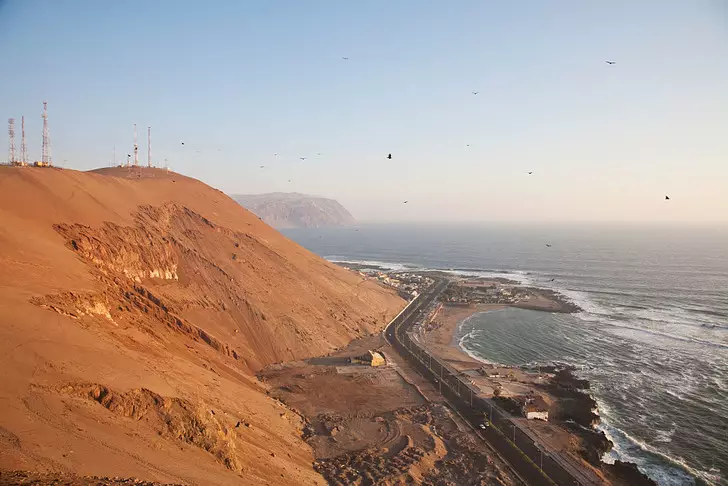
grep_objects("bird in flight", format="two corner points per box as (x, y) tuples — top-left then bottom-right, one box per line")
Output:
(387, 153), (392, 159)
(545, 244), (552, 248)
(550, 278), (555, 282)
(403, 200), (408, 204)
(472, 91), (479, 95)
(288, 179), (291, 183)
(605, 60), (616, 65)
(528, 171), (533, 175)
(259, 165), (265, 169)
(273, 153), (279, 157)
(181, 142), (185, 146)
(665, 195), (670, 200)
(466, 144), (470, 147)
(342, 57), (349, 60)
(299, 157), (307, 161)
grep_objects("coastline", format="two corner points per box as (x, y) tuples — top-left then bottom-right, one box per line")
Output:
(420, 301), (657, 486)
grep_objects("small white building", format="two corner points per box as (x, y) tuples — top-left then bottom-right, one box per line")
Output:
(522, 396), (549, 421)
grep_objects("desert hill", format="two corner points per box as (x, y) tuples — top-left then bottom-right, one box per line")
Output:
(0, 166), (403, 484)
(232, 193), (356, 229)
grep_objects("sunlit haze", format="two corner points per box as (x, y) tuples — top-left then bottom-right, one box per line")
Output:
(1, 1), (726, 222)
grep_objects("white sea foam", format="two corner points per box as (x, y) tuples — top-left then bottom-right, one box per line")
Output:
(327, 258), (416, 272)
(598, 418), (719, 485)
(457, 327), (499, 365)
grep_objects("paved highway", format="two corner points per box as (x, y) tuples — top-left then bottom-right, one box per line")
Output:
(384, 278), (605, 486)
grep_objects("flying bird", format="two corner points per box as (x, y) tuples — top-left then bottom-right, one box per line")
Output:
(299, 157), (307, 161)
(342, 57), (349, 60)
(528, 171), (533, 175)
(259, 165), (265, 168)
(288, 179), (291, 183)
(545, 244), (552, 248)
(387, 153), (392, 159)
(472, 91), (479, 95)
(466, 144), (470, 147)
(403, 200), (408, 204)
(550, 278), (555, 281)
(181, 142), (185, 146)
(605, 60), (616, 65)
(665, 195), (670, 200)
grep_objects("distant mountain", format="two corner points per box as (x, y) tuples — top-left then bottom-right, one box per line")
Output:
(232, 192), (356, 229)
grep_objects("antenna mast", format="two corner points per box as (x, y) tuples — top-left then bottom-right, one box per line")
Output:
(20, 116), (27, 165)
(8, 118), (16, 164)
(133, 123), (139, 167)
(147, 126), (151, 167)
(41, 101), (52, 166)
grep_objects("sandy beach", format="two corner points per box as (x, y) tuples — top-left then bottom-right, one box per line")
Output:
(420, 303), (503, 366)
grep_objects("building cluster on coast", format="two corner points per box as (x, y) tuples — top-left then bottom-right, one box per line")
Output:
(443, 280), (529, 305)
(340, 263), (434, 298)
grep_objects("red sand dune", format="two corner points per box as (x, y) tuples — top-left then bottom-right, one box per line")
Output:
(0, 166), (403, 484)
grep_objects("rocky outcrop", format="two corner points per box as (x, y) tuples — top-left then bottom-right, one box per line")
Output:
(232, 192), (356, 229)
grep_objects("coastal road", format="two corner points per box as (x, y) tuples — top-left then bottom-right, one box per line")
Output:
(384, 278), (605, 486)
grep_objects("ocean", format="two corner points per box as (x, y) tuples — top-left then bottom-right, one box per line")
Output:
(282, 223), (728, 486)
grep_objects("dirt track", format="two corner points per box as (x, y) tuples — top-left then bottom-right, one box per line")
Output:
(260, 335), (519, 485)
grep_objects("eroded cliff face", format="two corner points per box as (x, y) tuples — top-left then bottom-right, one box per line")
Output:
(30, 201), (396, 371)
(0, 167), (403, 484)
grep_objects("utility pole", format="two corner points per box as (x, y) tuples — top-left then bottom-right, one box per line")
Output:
(41, 101), (51, 166)
(147, 126), (151, 167)
(20, 116), (27, 165)
(8, 118), (15, 164)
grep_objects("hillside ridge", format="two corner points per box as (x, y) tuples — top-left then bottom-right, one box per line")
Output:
(0, 166), (402, 484)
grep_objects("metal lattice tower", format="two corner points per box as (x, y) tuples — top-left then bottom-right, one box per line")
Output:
(41, 101), (52, 166)
(147, 126), (151, 167)
(21, 116), (28, 165)
(8, 118), (16, 164)
(133, 123), (139, 167)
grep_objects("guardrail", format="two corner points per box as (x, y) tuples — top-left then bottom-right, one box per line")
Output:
(388, 279), (602, 486)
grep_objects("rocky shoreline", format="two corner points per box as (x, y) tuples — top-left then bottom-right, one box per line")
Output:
(535, 366), (657, 485)
(419, 286), (657, 486)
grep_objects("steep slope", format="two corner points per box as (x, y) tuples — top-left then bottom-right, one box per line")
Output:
(233, 193), (356, 229)
(0, 166), (403, 484)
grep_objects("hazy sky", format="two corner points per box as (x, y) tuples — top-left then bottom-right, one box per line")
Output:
(1, 1), (726, 222)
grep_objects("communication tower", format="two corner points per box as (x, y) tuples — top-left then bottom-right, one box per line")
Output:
(8, 118), (16, 164)
(41, 101), (52, 166)
(20, 116), (28, 165)
(133, 123), (139, 167)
